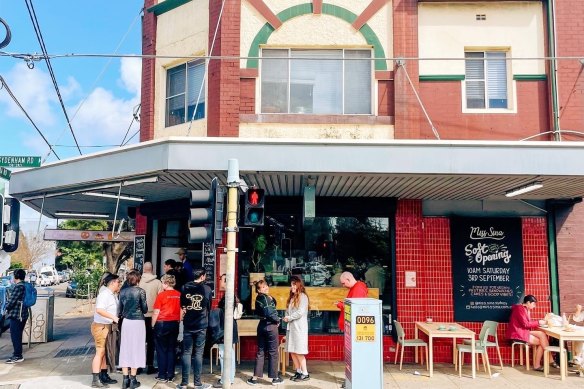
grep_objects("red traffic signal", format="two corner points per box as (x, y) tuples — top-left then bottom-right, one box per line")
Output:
(244, 188), (265, 226)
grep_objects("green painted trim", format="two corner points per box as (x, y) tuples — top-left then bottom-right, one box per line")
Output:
(513, 74), (547, 81)
(546, 208), (560, 314)
(420, 75), (465, 82)
(246, 3), (387, 71)
(147, 0), (191, 16)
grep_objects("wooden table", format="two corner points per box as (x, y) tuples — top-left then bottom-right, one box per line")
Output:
(539, 325), (584, 380)
(415, 322), (476, 378)
(236, 319), (260, 364)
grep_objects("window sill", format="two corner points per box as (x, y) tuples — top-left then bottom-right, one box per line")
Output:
(462, 108), (517, 115)
(240, 114), (394, 125)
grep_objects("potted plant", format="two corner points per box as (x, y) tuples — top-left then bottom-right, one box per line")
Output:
(249, 234), (267, 284)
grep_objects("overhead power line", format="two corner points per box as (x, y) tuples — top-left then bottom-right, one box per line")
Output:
(0, 75), (60, 160)
(25, 0), (82, 155)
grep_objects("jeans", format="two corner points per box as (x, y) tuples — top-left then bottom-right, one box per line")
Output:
(218, 343), (236, 383)
(253, 323), (279, 379)
(10, 318), (25, 358)
(154, 321), (179, 380)
(145, 317), (155, 367)
(180, 329), (206, 386)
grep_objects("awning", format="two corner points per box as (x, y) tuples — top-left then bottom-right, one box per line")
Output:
(9, 137), (584, 219)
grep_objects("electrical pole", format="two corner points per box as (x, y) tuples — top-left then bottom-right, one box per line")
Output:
(222, 159), (239, 388)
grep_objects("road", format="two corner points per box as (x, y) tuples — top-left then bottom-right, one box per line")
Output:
(37, 281), (87, 317)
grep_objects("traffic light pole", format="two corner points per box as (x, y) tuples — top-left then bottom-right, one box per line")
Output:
(222, 159), (239, 389)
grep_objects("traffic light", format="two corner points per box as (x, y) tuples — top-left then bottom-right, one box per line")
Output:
(1, 196), (20, 252)
(188, 178), (224, 245)
(244, 188), (265, 226)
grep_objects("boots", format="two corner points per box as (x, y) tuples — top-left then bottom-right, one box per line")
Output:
(91, 373), (108, 388)
(121, 375), (129, 389)
(129, 375), (140, 389)
(100, 369), (118, 384)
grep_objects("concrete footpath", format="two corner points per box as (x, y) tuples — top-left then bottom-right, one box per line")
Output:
(0, 295), (583, 388)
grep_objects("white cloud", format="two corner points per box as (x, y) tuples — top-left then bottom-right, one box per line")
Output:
(119, 57), (142, 95)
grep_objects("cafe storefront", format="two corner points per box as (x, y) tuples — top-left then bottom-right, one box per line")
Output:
(9, 137), (584, 362)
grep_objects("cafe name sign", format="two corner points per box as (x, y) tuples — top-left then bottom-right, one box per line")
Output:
(451, 217), (524, 322)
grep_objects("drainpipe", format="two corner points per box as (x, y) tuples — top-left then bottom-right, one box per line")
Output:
(545, 204), (560, 314)
(546, 0), (562, 141)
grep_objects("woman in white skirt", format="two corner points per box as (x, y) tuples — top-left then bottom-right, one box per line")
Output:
(283, 275), (310, 382)
(118, 270), (148, 389)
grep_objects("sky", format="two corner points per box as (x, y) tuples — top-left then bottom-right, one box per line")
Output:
(0, 0), (144, 232)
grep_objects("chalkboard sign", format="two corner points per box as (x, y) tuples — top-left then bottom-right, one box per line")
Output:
(451, 217), (524, 322)
(134, 235), (146, 273)
(202, 242), (216, 297)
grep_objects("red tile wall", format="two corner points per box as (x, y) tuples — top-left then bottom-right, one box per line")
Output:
(139, 0), (157, 142)
(239, 78), (255, 114)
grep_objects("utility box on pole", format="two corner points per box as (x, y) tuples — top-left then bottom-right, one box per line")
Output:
(344, 298), (383, 389)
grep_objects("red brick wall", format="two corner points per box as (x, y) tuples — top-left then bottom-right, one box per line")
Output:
(555, 202), (584, 312)
(378, 80), (395, 117)
(418, 81), (550, 140)
(393, 0), (421, 138)
(207, 0), (241, 137)
(240, 78), (255, 114)
(554, 0), (584, 137)
(140, 0), (157, 142)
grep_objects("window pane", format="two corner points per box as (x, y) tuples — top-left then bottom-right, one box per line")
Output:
(186, 60), (206, 120)
(261, 49), (289, 113)
(344, 50), (371, 114)
(465, 52), (484, 81)
(486, 52), (507, 108)
(466, 80), (485, 109)
(291, 50), (342, 114)
(167, 65), (186, 97)
(166, 95), (185, 126)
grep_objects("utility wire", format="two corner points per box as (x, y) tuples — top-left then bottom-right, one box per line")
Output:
(25, 0), (82, 155)
(0, 75), (60, 160)
(122, 129), (140, 146)
(120, 103), (141, 146)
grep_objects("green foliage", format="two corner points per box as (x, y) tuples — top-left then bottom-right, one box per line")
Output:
(8, 262), (24, 270)
(56, 220), (106, 270)
(72, 268), (104, 298)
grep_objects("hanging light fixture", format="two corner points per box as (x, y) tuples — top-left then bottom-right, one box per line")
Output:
(505, 181), (543, 197)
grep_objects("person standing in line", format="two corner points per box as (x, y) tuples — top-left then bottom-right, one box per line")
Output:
(139, 261), (163, 374)
(4, 269), (28, 364)
(176, 248), (194, 283)
(247, 280), (283, 386)
(151, 274), (181, 383)
(283, 276), (310, 382)
(90, 273), (121, 388)
(119, 270), (148, 388)
(178, 268), (212, 389)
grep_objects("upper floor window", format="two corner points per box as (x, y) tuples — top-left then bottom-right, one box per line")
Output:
(465, 51), (508, 109)
(261, 49), (372, 115)
(166, 60), (205, 127)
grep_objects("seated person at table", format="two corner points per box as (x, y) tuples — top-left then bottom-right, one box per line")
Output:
(569, 304), (584, 375)
(506, 294), (549, 371)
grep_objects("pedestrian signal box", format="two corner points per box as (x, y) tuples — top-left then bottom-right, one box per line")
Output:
(244, 188), (264, 226)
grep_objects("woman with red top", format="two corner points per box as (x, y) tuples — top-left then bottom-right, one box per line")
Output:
(334, 272), (368, 331)
(151, 274), (181, 383)
(506, 294), (549, 371)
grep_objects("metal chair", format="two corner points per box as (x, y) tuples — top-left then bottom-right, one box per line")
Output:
(456, 326), (491, 378)
(463, 320), (503, 369)
(393, 320), (428, 370)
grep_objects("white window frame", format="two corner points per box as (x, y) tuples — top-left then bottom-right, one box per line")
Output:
(462, 49), (516, 114)
(259, 48), (373, 115)
(165, 59), (206, 127)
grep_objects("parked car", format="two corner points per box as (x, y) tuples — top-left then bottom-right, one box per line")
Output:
(37, 274), (51, 287)
(0, 276), (11, 288)
(66, 281), (78, 298)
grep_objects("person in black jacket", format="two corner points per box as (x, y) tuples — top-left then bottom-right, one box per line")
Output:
(247, 280), (282, 386)
(178, 267), (212, 389)
(4, 269), (28, 364)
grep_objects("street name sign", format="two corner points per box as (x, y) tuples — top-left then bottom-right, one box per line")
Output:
(0, 167), (11, 180)
(0, 156), (42, 168)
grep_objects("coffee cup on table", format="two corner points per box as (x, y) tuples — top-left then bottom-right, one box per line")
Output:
(426, 317), (433, 323)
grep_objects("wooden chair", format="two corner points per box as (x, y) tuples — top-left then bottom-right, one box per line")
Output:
(543, 345), (567, 377)
(278, 337), (288, 375)
(456, 326), (491, 378)
(511, 340), (535, 370)
(393, 320), (428, 370)
(463, 320), (503, 369)
(209, 344), (220, 374)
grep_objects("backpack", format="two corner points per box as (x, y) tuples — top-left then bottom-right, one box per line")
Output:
(23, 282), (37, 308)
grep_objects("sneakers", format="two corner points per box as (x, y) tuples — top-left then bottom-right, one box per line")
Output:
(154, 376), (167, 383)
(194, 384), (211, 389)
(290, 372), (302, 380)
(292, 374), (310, 382)
(5, 356), (24, 364)
(212, 380), (232, 388)
(271, 377), (284, 385)
(176, 384), (188, 389)
(246, 377), (258, 386)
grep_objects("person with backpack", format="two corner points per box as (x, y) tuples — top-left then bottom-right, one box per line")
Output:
(4, 269), (33, 364)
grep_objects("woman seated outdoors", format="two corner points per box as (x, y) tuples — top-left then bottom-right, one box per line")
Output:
(506, 294), (549, 372)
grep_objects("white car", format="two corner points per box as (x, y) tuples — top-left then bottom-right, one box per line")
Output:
(36, 274), (51, 287)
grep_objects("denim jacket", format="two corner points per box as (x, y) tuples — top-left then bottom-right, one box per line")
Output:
(119, 286), (148, 320)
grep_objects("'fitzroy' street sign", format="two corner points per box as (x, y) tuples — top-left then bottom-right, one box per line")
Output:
(0, 156), (42, 168)
(0, 167), (11, 181)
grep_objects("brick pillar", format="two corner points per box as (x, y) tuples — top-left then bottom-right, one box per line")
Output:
(207, 0), (241, 137)
(140, 0), (157, 142)
(393, 0), (421, 139)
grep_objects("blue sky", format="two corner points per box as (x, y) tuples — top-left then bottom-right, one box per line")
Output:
(0, 0), (144, 230)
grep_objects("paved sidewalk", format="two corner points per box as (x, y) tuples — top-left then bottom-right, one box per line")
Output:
(0, 301), (582, 388)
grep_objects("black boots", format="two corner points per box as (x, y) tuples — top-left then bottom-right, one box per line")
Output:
(99, 369), (117, 384)
(121, 375), (129, 388)
(91, 373), (108, 388)
(129, 375), (140, 389)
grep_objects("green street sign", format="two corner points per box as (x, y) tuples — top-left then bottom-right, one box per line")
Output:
(0, 167), (11, 180)
(0, 155), (42, 168)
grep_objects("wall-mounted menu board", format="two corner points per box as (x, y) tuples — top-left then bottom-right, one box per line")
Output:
(451, 217), (524, 322)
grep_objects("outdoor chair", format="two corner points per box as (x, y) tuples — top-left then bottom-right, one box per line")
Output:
(455, 326), (491, 378)
(393, 320), (428, 371)
(278, 337), (288, 375)
(209, 343), (220, 373)
(511, 340), (536, 370)
(462, 320), (503, 369)
(543, 345), (567, 378)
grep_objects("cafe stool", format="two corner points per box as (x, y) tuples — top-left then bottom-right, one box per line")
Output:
(278, 338), (289, 376)
(543, 346), (567, 377)
(209, 344), (220, 374)
(511, 341), (535, 370)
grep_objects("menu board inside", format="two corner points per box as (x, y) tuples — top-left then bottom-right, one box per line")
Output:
(451, 217), (524, 322)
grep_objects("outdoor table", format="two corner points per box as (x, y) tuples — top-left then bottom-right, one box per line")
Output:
(538, 325), (584, 380)
(415, 322), (476, 378)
